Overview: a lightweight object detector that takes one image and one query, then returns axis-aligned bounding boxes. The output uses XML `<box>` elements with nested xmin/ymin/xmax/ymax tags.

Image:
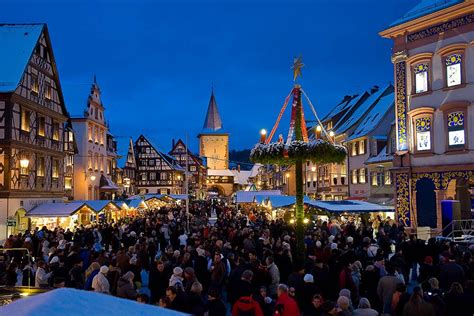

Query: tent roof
<box><xmin>254</xmin><ymin>195</ymin><xmax>312</xmax><ymax>208</ymax></box>
<box><xmin>208</xmin><ymin>169</ymin><xmax>234</xmax><ymax>177</ymax></box>
<box><xmin>0</xmin><ymin>288</ymin><xmax>185</xmax><ymax>316</ymax></box>
<box><xmin>26</xmin><ymin>202</ymin><xmax>91</xmax><ymax>217</ymax></box>
<box><xmin>76</xmin><ymin>200</ymin><xmax>120</xmax><ymax>213</ymax></box>
<box><xmin>306</xmin><ymin>200</ymin><xmax>394</xmax><ymax>212</ymax></box>
<box><xmin>0</xmin><ymin>24</ymin><xmax>43</xmax><ymax>92</ymax></box>
<box><xmin>236</xmin><ymin>190</ymin><xmax>282</xmax><ymax>203</ymax></box>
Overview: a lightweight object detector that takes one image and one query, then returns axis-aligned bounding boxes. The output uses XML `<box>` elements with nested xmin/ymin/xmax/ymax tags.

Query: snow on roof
<box><xmin>75</xmin><ymin>200</ymin><xmax>120</xmax><ymax>213</ymax></box>
<box><xmin>236</xmin><ymin>190</ymin><xmax>282</xmax><ymax>203</ymax></box>
<box><xmin>125</xmin><ymin>199</ymin><xmax>148</xmax><ymax>209</ymax></box>
<box><xmin>0</xmin><ymin>288</ymin><xmax>186</xmax><ymax>316</ymax></box>
<box><xmin>366</xmin><ymin>145</ymin><xmax>393</xmax><ymax>164</ymax></box>
<box><xmin>331</xmin><ymin>93</ymin><xmax>367</xmax><ymax>134</ymax></box>
<box><xmin>254</xmin><ymin>195</ymin><xmax>312</xmax><ymax>208</ymax></box>
<box><xmin>306</xmin><ymin>200</ymin><xmax>394</xmax><ymax>212</ymax></box>
<box><xmin>334</xmin><ymin>88</ymin><xmax>384</xmax><ymax>135</ymax></box>
<box><xmin>208</xmin><ymin>169</ymin><xmax>235</xmax><ymax>177</ymax></box>
<box><xmin>321</xmin><ymin>94</ymin><xmax>359</xmax><ymax>121</ymax></box>
<box><xmin>169</xmin><ymin>194</ymin><xmax>188</xmax><ymax>200</ymax></box>
<box><xmin>390</xmin><ymin>0</ymin><xmax>463</xmax><ymax>27</ymax></box>
<box><xmin>249</xmin><ymin>163</ymin><xmax>262</xmax><ymax>178</ymax></box>
<box><xmin>346</xmin><ymin>87</ymin><xmax>394</xmax><ymax>141</ymax></box>
<box><xmin>26</xmin><ymin>202</ymin><xmax>91</xmax><ymax>217</ymax></box>
<box><xmin>0</xmin><ymin>24</ymin><xmax>43</xmax><ymax>92</ymax></box>
<box><xmin>232</xmin><ymin>170</ymin><xmax>251</xmax><ymax>185</ymax></box>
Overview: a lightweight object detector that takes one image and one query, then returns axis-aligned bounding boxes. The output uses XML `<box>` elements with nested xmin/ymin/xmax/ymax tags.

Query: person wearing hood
<box><xmin>92</xmin><ymin>265</ymin><xmax>110</xmax><ymax>294</ymax></box>
<box><xmin>84</xmin><ymin>262</ymin><xmax>101</xmax><ymax>290</ymax></box>
<box><xmin>117</xmin><ymin>271</ymin><xmax>137</xmax><ymax>300</ymax></box>
<box><xmin>169</xmin><ymin>266</ymin><xmax>184</xmax><ymax>289</ymax></box>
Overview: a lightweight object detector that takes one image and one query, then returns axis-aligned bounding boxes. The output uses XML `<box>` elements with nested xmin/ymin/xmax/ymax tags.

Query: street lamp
<box><xmin>260</xmin><ymin>129</ymin><xmax>267</xmax><ymax>143</ymax></box>
<box><xmin>315</xmin><ymin>125</ymin><xmax>322</xmax><ymax>139</ymax></box>
<box><xmin>90</xmin><ymin>175</ymin><xmax>96</xmax><ymax>181</ymax></box>
<box><xmin>20</xmin><ymin>158</ymin><xmax>29</xmax><ymax>175</ymax></box>
<box><xmin>285</xmin><ymin>172</ymin><xmax>290</xmax><ymax>195</ymax></box>
<box><xmin>311</xmin><ymin>166</ymin><xmax>316</xmax><ymax>172</ymax></box>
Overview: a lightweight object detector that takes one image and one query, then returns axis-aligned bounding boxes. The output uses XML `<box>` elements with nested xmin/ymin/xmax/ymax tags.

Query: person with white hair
<box><xmin>353</xmin><ymin>297</ymin><xmax>379</xmax><ymax>316</ymax></box>
<box><xmin>92</xmin><ymin>265</ymin><xmax>110</xmax><ymax>294</ymax></box>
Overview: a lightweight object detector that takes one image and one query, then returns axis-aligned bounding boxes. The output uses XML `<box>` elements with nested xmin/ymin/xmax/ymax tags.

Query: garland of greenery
<box><xmin>250</xmin><ymin>140</ymin><xmax>346</xmax><ymax>165</ymax></box>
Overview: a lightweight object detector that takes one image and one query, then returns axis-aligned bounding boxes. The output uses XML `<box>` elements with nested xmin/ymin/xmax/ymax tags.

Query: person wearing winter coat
<box><xmin>84</xmin><ymin>262</ymin><xmax>100</xmax><ymax>290</ymax></box>
<box><xmin>207</xmin><ymin>286</ymin><xmax>227</xmax><ymax>316</ymax></box>
<box><xmin>169</xmin><ymin>266</ymin><xmax>184</xmax><ymax>288</ymax></box>
<box><xmin>266</xmin><ymin>257</ymin><xmax>280</xmax><ymax>297</ymax></box>
<box><xmin>377</xmin><ymin>264</ymin><xmax>401</xmax><ymax>315</ymax></box>
<box><xmin>149</xmin><ymin>260</ymin><xmax>170</xmax><ymax>303</ymax></box>
<box><xmin>232</xmin><ymin>295</ymin><xmax>264</xmax><ymax>316</ymax></box>
<box><xmin>92</xmin><ymin>265</ymin><xmax>110</xmax><ymax>294</ymax></box>
<box><xmin>117</xmin><ymin>271</ymin><xmax>137</xmax><ymax>300</ymax></box>
<box><xmin>187</xmin><ymin>281</ymin><xmax>207</xmax><ymax>316</ymax></box>
<box><xmin>273</xmin><ymin>284</ymin><xmax>300</xmax><ymax>316</ymax></box>
<box><xmin>35</xmin><ymin>261</ymin><xmax>52</xmax><ymax>288</ymax></box>
<box><xmin>353</xmin><ymin>297</ymin><xmax>379</xmax><ymax>316</ymax></box>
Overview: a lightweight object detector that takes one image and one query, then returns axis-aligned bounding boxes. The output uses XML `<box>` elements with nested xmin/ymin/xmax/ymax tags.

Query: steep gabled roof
<box><xmin>169</xmin><ymin>139</ymin><xmax>203</xmax><ymax>165</ymax></box>
<box><xmin>347</xmin><ymin>86</ymin><xmax>395</xmax><ymax>141</ymax></box>
<box><xmin>390</xmin><ymin>0</ymin><xmax>463</xmax><ymax>27</ymax></box>
<box><xmin>0</xmin><ymin>24</ymin><xmax>43</xmax><ymax>92</ymax></box>
<box><xmin>321</xmin><ymin>94</ymin><xmax>359</xmax><ymax>122</ymax></box>
<box><xmin>332</xmin><ymin>92</ymin><xmax>369</xmax><ymax>134</ymax></box>
<box><xmin>202</xmin><ymin>91</ymin><xmax>223</xmax><ymax>132</ymax></box>
<box><xmin>125</xmin><ymin>138</ymin><xmax>136</xmax><ymax>168</ymax></box>
<box><xmin>136</xmin><ymin>135</ymin><xmax>184</xmax><ymax>171</ymax></box>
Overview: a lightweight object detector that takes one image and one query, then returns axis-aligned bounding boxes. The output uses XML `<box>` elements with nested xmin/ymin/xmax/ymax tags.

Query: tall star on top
<box><xmin>291</xmin><ymin>56</ymin><xmax>304</xmax><ymax>82</ymax></box>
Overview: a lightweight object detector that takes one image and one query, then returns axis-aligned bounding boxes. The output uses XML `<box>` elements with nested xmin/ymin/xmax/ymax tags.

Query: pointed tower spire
<box><xmin>126</xmin><ymin>137</ymin><xmax>136</xmax><ymax>168</ymax></box>
<box><xmin>203</xmin><ymin>90</ymin><xmax>223</xmax><ymax>131</ymax></box>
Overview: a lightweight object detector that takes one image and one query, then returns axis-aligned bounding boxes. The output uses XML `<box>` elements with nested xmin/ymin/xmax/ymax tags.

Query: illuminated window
<box><xmin>21</xmin><ymin>108</ymin><xmax>30</xmax><ymax>132</ymax></box>
<box><xmin>190</xmin><ymin>166</ymin><xmax>196</xmax><ymax>172</ymax></box>
<box><xmin>359</xmin><ymin>168</ymin><xmax>366</xmax><ymax>184</ymax></box>
<box><xmin>351</xmin><ymin>169</ymin><xmax>358</xmax><ymax>184</ymax></box>
<box><xmin>88</xmin><ymin>151</ymin><xmax>92</xmax><ymax>170</ymax></box>
<box><xmin>415</xmin><ymin>117</ymin><xmax>431</xmax><ymax>151</ymax></box>
<box><xmin>100</xmin><ymin>129</ymin><xmax>104</xmax><ymax>145</ymax></box>
<box><xmin>371</xmin><ymin>171</ymin><xmax>378</xmax><ymax>186</ymax></box>
<box><xmin>446</xmin><ymin>54</ymin><xmax>462</xmax><ymax>87</ymax></box>
<box><xmin>160</xmin><ymin>173</ymin><xmax>167</xmax><ymax>180</ymax></box>
<box><xmin>94</xmin><ymin>153</ymin><xmax>98</xmax><ymax>171</ymax></box>
<box><xmin>414</xmin><ymin>63</ymin><xmax>428</xmax><ymax>93</ymax></box>
<box><xmin>351</xmin><ymin>143</ymin><xmax>357</xmax><ymax>156</ymax></box>
<box><xmin>359</xmin><ymin>140</ymin><xmax>365</xmax><ymax>155</ymax></box>
<box><xmin>31</xmin><ymin>75</ymin><xmax>39</xmax><ymax>93</ymax></box>
<box><xmin>447</xmin><ymin>111</ymin><xmax>465</xmax><ymax>148</ymax></box>
<box><xmin>52</xmin><ymin>121</ymin><xmax>60</xmax><ymax>141</ymax></box>
<box><xmin>38</xmin><ymin>116</ymin><xmax>45</xmax><ymax>137</ymax></box>
<box><xmin>149</xmin><ymin>172</ymin><xmax>156</xmax><ymax>180</ymax></box>
<box><xmin>65</xmin><ymin>177</ymin><xmax>72</xmax><ymax>189</ymax></box>
<box><xmin>44</xmin><ymin>83</ymin><xmax>52</xmax><ymax>99</ymax></box>
<box><xmin>88</xmin><ymin>125</ymin><xmax>93</xmax><ymax>142</ymax></box>
<box><xmin>384</xmin><ymin>170</ymin><xmax>392</xmax><ymax>185</ymax></box>
<box><xmin>94</xmin><ymin>127</ymin><xmax>99</xmax><ymax>143</ymax></box>
<box><xmin>100</xmin><ymin>155</ymin><xmax>104</xmax><ymax>172</ymax></box>
<box><xmin>37</xmin><ymin>157</ymin><xmax>45</xmax><ymax>177</ymax></box>
<box><xmin>52</xmin><ymin>160</ymin><xmax>59</xmax><ymax>178</ymax></box>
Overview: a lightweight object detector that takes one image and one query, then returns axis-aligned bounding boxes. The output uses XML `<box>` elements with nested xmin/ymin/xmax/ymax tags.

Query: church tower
<box><xmin>198</xmin><ymin>91</ymin><xmax>229</xmax><ymax>170</ymax></box>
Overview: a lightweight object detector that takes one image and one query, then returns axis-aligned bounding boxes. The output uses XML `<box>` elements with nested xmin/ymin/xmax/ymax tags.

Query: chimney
<box><xmin>370</xmin><ymin>85</ymin><xmax>379</xmax><ymax>94</ymax></box>
<box><xmin>238</xmin><ymin>164</ymin><xmax>241</xmax><ymax>172</ymax></box>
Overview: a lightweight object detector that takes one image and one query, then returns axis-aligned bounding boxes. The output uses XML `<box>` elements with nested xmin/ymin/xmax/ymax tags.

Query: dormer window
<box><xmin>446</xmin><ymin>54</ymin><xmax>462</xmax><ymax>87</ymax></box>
<box><xmin>414</xmin><ymin>63</ymin><xmax>428</xmax><ymax>93</ymax></box>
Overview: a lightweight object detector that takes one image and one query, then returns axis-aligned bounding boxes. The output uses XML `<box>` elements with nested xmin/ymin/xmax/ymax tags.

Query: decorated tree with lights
<box><xmin>250</xmin><ymin>57</ymin><xmax>346</xmax><ymax>262</ymax></box>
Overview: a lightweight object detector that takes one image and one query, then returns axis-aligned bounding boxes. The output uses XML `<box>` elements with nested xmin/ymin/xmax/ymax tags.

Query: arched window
<box><xmin>441</xmin><ymin>101</ymin><xmax>469</xmax><ymax>152</ymax></box>
<box><xmin>407</xmin><ymin>52</ymin><xmax>432</xmax><ymax>95</ymax></box>
<box><xmin>437</xmin><ymin>43</ymin><xmax>468</xmax><ymax>88</ymax></box>
<box><xmin>408</xmin><ymin>107</ymin><xmax>435</xmax><ymax>155</ymax></box>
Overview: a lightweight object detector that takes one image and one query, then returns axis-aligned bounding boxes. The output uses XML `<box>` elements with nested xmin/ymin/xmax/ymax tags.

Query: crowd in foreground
<box><xmin>1</xmin><ymin>201</ymin><xmax>474</xmax><ymax>316</ymax></box>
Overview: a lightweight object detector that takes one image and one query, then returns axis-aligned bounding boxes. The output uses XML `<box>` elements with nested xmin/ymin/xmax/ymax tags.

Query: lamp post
<box><xmin>20</xmin><ymin>158</ymin><xmax>29</xmax><ymax>175</ymax></box>
<box><xmin>260</xmin><ymin>129</ymin><xmax>267</xmax><ymax>144</ymax></box>
<box><xmin>315</xmin><ymin>125</ymin><xmax>322</xmax><ymax>139</ymax></box>
<box><xmin>285</xmin><ymin>172</ymin><xmax>290</xmax><ymax>195</ymax></box>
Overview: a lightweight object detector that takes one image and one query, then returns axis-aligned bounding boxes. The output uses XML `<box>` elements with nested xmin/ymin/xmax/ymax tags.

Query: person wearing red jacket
<box><xmin>273</xmin><ymin>284</ymin><xmax>301</xmax><ymax>316</ymax></box>
<box><xmin>232</xmin><ymin>295</ymin><xmax>264</xmax><ymax>316</ymax></box>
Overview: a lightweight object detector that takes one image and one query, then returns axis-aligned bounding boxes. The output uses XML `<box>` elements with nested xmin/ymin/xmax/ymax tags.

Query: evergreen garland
<box><xmin>250</xmin><ymin>140</ymin><xmax>346</xmax><ymax>165</ymax></box>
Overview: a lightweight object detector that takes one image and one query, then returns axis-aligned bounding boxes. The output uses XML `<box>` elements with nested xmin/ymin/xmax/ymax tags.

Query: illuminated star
<box><xmin>291</xmin><ymin>56</ymin><xmax>304</xmax><ymax>82</ymax></box>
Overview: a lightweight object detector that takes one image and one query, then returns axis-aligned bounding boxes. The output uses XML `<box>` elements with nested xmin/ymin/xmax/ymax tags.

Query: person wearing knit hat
<box><xmin>330</xmin><ymin>242</ymin><xmax>338</xmax><ymax>250</ymax></box>
<box><xmin>100</xmin><ymin>265</ymin><xmax>109</xmax><ymax>274</ymax></box>
<box><xmin>315</xmin><ymin>240</ymin><xmax>322</xmax><ymax>248</ymax></box>
<box><xmin>336</xmin><ymin>295</ymin><xmax>350</xmax><ymax>313</ymax></box>
<box><xmin>346</xmin><ymin>236</ymin><xmax>354</xmax><ymax>244</ymax></box>
<box><xmin>169</xmin><ymin>267</ymin><xmax>184</xmax><ymax>288</ymax></box>
<box><xmin>303</xmin><ymin>274</ymin><xmax>314</xmax><ymax>283</ymax></box>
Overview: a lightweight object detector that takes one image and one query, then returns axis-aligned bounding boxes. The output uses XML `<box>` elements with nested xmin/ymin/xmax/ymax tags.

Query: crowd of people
<box><xmin>1</xmin><ymin>201</ymin><xmax>474</xmax><ymax>316</ymax></box>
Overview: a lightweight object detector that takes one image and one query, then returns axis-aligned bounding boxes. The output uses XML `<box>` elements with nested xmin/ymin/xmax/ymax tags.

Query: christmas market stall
<box><xmin>121</xmin><ymin>198</ymin><xmax>149</xmax><ymax>216</ymax></box>
<box><xmin>25</xmin><ymin>202</ymin><xmax>96</xmax><ymax>229</ymax></box>
<box><xmin>81</xmin><ymin>200</ymin><xmax>122</xmax><ymax>222</ymax></box>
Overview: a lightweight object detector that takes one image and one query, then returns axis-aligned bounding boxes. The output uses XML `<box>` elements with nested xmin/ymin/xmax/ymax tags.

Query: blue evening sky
<box><xmin>1</xmin><ymin>0</ymin><xmax>414</xmax><ymax>159</ymax></box>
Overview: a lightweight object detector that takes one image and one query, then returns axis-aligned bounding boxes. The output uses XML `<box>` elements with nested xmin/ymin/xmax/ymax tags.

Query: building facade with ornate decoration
<box><xmin>69</xmin><ymin>78</ymin><xmax>120</xmax><ymax>200</ymax></box>
<box><xmin>0</xmin><ymin>24</ymin><xmax>76</xmax><ymax>239</ymax></box>
<box><xmin>380</xmin><ymin>0</ymin><xmax>474</xmax><ymax>232</ymax></box>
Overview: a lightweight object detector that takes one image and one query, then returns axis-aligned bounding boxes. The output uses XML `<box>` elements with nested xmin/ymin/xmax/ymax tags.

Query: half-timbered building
<box><xmin>135</xmin><ymin>135</ymin><xmax>184</xmax><ymax>195</ymax></box>
<box><xmin>0</xmin><ymin>24</ymin><xmax>75</xmax><ymax>239</ymax></box>
<box><xmin>169</xmin><ymin>139</ymin><xmax>206</xmax><ymax>199</ymax></box>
